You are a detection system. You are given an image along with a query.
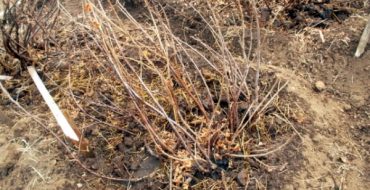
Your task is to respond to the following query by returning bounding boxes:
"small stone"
[77,183,83,188]
[237,169,249,186]
[312,134,325,144]
[314,81,326,92]
[338,156,348,163]
[343,103,352,111]
[50,159,57,166]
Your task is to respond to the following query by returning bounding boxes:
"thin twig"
[227,134,296,158]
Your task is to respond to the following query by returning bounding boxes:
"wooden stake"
[355,17,370,58]
[27,66,79,141]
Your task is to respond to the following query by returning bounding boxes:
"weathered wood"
[355,17,370,57]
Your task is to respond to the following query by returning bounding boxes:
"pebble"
[314,81,326,92]
[338,156,348,163]
[76,183,83,188]
[312,134,325,144]
[342,103,352,111]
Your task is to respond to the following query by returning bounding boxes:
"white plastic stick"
[27,66,79,141]
[355,17,370,58]
[0,75,12,81]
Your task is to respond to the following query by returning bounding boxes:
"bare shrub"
[1,0,292,187]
